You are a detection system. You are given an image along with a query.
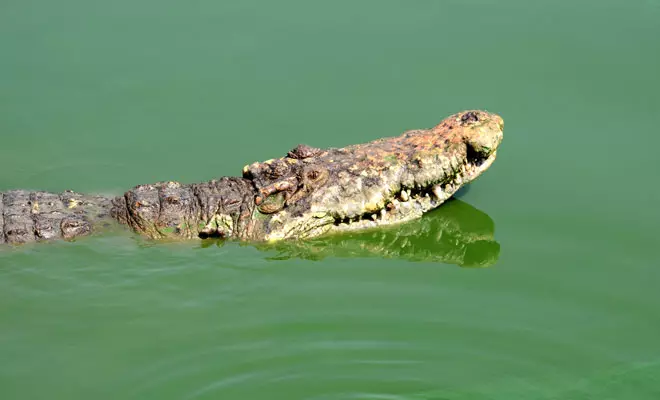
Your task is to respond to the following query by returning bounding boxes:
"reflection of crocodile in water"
[250,198,500,267]
[0,110,503,244]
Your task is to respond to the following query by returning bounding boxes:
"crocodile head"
[243,110,504,241]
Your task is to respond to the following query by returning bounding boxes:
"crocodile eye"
[257,192,286,214]
[307,170,320,180]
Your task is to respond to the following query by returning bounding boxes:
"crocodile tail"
[0,190,114,244]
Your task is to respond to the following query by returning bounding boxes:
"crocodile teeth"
[400,190,409,202]
[380,209,387,219]
[432,185,444,199]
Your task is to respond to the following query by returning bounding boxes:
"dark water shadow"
[453,184,470,199]
[242,198,500,268]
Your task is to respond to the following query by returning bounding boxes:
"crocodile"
[0,110,503,245]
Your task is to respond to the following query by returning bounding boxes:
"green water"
[2,0,660,398]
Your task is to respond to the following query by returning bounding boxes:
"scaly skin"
[0,110,503,245]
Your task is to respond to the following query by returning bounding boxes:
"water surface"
[1,0,660,399]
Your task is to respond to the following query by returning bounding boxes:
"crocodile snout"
[461,111,504,158]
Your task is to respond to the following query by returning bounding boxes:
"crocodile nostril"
[461,112,479,123]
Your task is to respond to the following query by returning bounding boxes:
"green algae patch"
[160,226,176,234]
[384,154,398,164]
